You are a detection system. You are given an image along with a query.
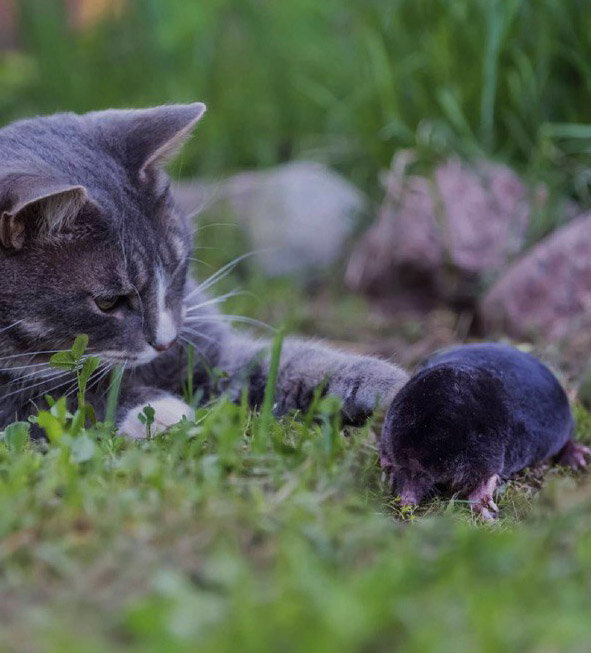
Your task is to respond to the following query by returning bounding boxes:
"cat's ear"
[91,103,206,179]
[0,175,88,250]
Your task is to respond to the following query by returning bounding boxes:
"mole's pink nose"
[150,337,177,353]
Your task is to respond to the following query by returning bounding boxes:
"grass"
[1,375,591,652]
[0,243,590,651]
[2,0,591,212]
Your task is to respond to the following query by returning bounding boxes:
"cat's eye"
[95,296,125,312]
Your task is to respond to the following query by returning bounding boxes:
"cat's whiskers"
[1,365,56,389]
[183,180,225,222]
[58,361,113,403]
[0,347,97,372]
[4,369,73,401]
[194,222,239,234]
[181,322,231,346]
[0,349,70,363]
[0,361,49,374]
[130,282,145,329]
[6,350,97,383]
[62,378,82,402]
[1,350,100,403]
[185,313,273,331]
[187,256,213,268]
[0,319,24,336]
[178,334,213,356]
[184,290,247,315]
[184,251,260,301]
[179,326,217,344]
[97,362,127,404]
[85,363,115,398]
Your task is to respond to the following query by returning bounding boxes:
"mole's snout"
[393,472,434,507]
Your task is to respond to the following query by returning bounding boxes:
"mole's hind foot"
[557,439,591,470]
[467,474,500,522]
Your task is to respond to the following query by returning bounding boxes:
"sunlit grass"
[0,380,590,651]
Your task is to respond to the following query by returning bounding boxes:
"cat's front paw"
[329,359,409,426]
[118,396,194,440]
[275,357,408,426]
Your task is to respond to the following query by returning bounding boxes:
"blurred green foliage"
[0,383,590,651]
[2,0,591,203]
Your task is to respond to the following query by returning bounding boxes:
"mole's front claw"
[557,439,591,470]
[470,496,499,522]
[467,474,500,521]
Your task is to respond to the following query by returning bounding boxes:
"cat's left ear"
[0,175,88,250]
[91,103,206,180]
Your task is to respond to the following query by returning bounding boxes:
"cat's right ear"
[0,175,88,250]
[88,103,206,180]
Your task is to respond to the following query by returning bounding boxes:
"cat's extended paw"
[119,396,194,440]
[329,360,409,426]
[274,357,408,426]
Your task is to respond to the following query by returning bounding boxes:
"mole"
[379,343,590,519]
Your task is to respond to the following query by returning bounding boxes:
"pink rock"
[436,159,531,273]
[346,154,536,302]
[481,213,591,341]
[0,0,18,50]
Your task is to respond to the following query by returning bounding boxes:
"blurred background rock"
[2,0,591,385]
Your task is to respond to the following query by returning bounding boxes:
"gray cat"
[0,104,408,438]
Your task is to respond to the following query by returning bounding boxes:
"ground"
[1,240,591,653]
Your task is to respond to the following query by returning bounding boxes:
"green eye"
[95,296,120,312]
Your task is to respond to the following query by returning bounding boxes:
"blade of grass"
[254,327,285,452]
[183,343,195,405]
[104,366,124,428]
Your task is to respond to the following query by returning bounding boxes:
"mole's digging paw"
[467,475,500,522]
[557,439,591,470]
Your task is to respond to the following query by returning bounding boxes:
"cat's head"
[0,103,206,372]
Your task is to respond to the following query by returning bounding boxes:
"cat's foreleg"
[216,333,409,425]
[114,331,408,438]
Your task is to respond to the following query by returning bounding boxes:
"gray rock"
[346,154,538,303]
[174,161,365,277]
[481,213,591,341]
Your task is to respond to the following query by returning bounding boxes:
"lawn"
[1,249,591,652]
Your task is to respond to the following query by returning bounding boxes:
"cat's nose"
[150,337,177,353]
[151,308,178,352]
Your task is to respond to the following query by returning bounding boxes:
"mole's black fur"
[380,343,589,518]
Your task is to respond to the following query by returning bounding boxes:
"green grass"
[0,255,590,652]
[2,0,591,212]
[1,382,591,652]
[0,224,590,651]
[0,239,589,650]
